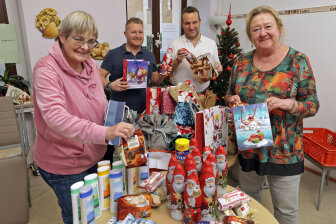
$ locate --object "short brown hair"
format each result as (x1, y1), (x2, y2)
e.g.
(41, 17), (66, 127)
(125, 17), (143, 30)
(246, 5), (284, 40)
(182, 6), (200, 22)
(57, 11), (98, 40)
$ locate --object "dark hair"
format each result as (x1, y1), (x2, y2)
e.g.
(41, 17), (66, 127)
(125, 17), (143, 30)
(182, 6), (200, 22)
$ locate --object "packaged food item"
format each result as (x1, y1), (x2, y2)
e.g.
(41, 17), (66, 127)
(233, 202), (255, 219)
(117, 194), (151, 220)
(223, 216), (255, 224)
(138, 172), (165, 192)
(218, 188), (250, 211)
(121, 129), (147, 167)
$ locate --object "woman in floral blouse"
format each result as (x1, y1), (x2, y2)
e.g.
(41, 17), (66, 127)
(225, 6), (319, 224)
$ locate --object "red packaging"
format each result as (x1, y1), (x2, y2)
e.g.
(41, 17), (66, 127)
(122, 129), (147, 167)
(117, 194), (151, 220)
(224, 216), (255, 224)
(146, 87), (163, 115)
(161, 89), (176, 115)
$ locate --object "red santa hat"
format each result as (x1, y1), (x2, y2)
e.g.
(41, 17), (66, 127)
(168, 154), (179, 168)
(190, 138), (199, 149)
(216, 146), (227, 157)
(203, 146), (211, 155)
(173, 163), (185, 179)
(200, 160), (212, 182)
(184, 154), (197, 176)
(205, 153), (216, 166)
(191, 147), (202, 158)
(186, 171), (200, 186)
(200, 165), (215, 186)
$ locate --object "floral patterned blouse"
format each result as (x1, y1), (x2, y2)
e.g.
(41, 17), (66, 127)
(226, 48), (319, 176)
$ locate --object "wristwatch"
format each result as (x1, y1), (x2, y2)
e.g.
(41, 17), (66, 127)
(105, 81), (112, 90)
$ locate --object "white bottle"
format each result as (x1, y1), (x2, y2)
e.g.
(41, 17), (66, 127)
(79, 185), (95, 224)
(112, 160), (127, 195)
(84, 173), (101, 218)
(109, 169), (123, 214)
(97, 166), (110, 210)
(71, 181), (84, 224)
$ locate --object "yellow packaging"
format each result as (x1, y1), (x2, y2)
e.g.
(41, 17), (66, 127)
(175, 138), (190, 162)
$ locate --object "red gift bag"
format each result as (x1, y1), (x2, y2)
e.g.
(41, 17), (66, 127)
(146, 87), (163, 115)
(195, 111), (205, 152)
(161, 89), (176, 115)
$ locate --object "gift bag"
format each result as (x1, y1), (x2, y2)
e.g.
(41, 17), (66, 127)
(161, 89), (176, 115)
(104, 100), (126, 146)
(203, 90), (217, 109)
(123, 59), (149, 89)
(232, 103), (274, 150)
(190, 53), (218, 84)
(146, 87), (163, 115)
(173, 97), (199, 128)
(138, 114), (178, 150)
(203, 106), (229, 153)
(195, 111), (205, 152)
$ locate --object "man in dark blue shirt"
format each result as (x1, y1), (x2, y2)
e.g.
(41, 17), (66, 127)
(100, 17), (164, 113)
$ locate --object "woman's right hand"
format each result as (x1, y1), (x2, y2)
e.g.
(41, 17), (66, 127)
(110, 78), (129, 91)
(226, 95), (242, 107)
(105, 122), (134, 141)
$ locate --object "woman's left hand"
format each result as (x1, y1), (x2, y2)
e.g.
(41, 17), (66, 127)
(264, 97), (294, 112)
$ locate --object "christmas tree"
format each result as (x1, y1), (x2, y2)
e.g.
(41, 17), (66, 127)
(209, 4), (242, 106)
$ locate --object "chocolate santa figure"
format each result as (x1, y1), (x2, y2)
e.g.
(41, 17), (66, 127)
(205, 153), (218, 179)
(189, 138), (200, 153)
(184, 154), (197, 177)
(200, 166), (217, 222)
(202, 146), (212, 163)
(184, 172), (202, 223)
(191, 147), (202, 173)
(170, 164), (185, 221)
(166, 154), (179, 209)
(216, 146), (228, 197)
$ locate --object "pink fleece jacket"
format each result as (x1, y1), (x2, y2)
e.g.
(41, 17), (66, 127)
(33, 41), (109, 175)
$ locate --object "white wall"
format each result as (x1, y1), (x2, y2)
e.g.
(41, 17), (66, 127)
(5, 0), (126, 87)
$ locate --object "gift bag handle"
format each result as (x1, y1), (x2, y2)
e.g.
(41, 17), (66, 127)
(188, 100), (200, 123)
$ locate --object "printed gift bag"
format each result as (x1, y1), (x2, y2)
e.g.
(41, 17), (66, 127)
(203, 106), (228, 153)
(146, 87), (163, 115)
(123, 59), (149, 89)
(232, 103), (274, 150)
(104, 100), (126, 146)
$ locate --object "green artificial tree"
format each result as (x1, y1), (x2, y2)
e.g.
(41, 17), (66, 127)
(209, 5), (242, 106)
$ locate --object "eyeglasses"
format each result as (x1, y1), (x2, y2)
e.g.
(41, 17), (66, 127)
(70, 34), (99, 48)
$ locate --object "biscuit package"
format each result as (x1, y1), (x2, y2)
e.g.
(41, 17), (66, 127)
(91, 42), (109, 60)
(190, 53), (218, 84)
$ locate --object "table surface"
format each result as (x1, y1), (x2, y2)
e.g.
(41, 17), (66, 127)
(96, 185), (279, 224)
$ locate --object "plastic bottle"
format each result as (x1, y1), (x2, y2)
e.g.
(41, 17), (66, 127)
(97, 166), (110, 210)
(109, 169), (123, 214)
(97, 160), (111, 169)
(112, 160), (127, 195)
(71, 181), (84, 224)
(84, 173), (101, 218)
(79, 185), (96, 224)
(175, 138), (190, 164)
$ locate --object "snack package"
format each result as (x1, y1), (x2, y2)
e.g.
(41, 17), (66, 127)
(218, 188), (250, 211)
(121, 129), (147, 168)
(138, 172), (165, 192)
(233, 202), (256, 219)
(91, 42), (109, 60)
(117, 194), (151, 220)
(35, 8), (61, 39)
(190, 53), (218, 84)
(223, 216), (255, 224)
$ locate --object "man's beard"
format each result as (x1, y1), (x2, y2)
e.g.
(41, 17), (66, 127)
(204, 184), (216, 197)
(188, 197), (196, 207)
(172, 182), (185, 193)
(187, 186), (196, 196)
(168, 173), (173, 183)
(217, 161), (226, 171)
(187, 169), (197, 177)
(196, 162), (202, 172)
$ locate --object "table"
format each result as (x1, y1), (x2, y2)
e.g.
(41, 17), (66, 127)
(96, 185), (279, 224)
(304, 153), (336, 210)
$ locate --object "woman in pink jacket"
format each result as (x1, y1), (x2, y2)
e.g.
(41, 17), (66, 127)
(33, 11), (134, 224)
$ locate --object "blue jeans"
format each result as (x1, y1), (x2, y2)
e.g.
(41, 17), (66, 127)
(38, 165), (97, 224)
